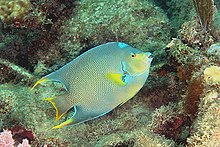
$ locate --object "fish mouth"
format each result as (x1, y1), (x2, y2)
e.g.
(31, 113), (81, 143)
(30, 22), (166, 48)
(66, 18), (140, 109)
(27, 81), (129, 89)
(146, 52), (153, 62)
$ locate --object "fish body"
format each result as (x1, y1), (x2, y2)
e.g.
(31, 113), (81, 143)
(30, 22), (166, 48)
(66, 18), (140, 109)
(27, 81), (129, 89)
(32, 42), (153, 128)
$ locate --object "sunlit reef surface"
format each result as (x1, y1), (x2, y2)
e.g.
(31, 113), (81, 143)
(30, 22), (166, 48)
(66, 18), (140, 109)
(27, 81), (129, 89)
(0, 0), (220, 146)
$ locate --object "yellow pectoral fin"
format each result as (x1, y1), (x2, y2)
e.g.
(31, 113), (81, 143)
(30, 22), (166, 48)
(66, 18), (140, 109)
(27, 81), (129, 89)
(107, 73), (126, 86)
(52, 117), (74, 129)
(31, 77), (48, 90)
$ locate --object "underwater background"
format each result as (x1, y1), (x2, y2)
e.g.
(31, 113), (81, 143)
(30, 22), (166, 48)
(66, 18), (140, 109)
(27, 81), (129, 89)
(0, 0), (220, 146)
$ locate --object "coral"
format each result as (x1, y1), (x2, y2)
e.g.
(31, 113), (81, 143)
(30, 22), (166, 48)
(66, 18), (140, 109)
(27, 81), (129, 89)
(166, 38), (198, 64)
(0, 130), (14, 147)
(10, 125), (34, 144)
(60, 0), (170, 57)
(0, 0), (32, 27)
(0, 90), (16, 120)
(184, 76), (204, 120)
(0, 0), (77, 77)
(0, 129), (31, 147)
(0, 82), (178, 146)
(154, 0), (195, 36)
(149, 102), (187, 142)
(0, 0), (56, 28)
(179, 19), (214, 50)
(192, 0), (215, 31)
(187, 89), (220, 146)
(17, 139), (31, 147)
(204, 66), (220, 83)
(207, 43), (220, 64)
(165, 12), (220, 145)
(211, 10), (220, 41)
(0, 58), (34, 84)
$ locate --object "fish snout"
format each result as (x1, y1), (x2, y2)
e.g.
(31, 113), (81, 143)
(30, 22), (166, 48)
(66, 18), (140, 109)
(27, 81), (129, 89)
(146, 52), (153, 62)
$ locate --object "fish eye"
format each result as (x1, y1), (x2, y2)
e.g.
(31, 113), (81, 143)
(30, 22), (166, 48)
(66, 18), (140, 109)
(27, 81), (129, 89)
(130, 52), (136, 58)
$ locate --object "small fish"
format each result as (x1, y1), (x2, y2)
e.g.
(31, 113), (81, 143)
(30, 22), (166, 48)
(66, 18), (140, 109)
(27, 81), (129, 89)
(32, 42), (153, 128)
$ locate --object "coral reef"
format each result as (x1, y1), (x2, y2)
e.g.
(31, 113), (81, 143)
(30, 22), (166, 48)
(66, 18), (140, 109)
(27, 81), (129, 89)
(59, 0), (170, 57)
(153, 0), (195, 36)
(179, 19), (214, 50)
(165, 8), (220, 144)
(0, 0), (32, 27)
(0, 130), (14, 146)
(0, 89), (16, 122)
(0, 129), (31, 146)
(187, 84), (220, 146)
(0, 0), (78, 81)
(0, 83), (176, 146)
(0, 0), (220, 146)
(0, 0), (54, 29)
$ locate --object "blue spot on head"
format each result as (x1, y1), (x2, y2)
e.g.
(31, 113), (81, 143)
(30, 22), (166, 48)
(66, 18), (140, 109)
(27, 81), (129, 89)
(118, 42), (129, 48)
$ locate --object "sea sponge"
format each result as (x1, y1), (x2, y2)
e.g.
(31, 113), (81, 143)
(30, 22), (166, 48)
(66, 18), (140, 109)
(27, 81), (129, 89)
(0, 0), (32, 25)
(204, 66), (220, 83)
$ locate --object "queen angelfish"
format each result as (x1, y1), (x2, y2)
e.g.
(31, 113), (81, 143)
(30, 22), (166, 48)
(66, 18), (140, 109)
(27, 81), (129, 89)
(31, 42), (153, 129)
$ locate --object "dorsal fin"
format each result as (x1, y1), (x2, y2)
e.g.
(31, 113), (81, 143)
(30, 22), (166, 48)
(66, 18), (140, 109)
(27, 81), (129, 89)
(31, 68), (70, 91)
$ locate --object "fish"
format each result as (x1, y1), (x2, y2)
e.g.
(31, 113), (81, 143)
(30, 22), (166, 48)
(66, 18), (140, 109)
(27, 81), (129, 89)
(31, 42), (153, 129)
